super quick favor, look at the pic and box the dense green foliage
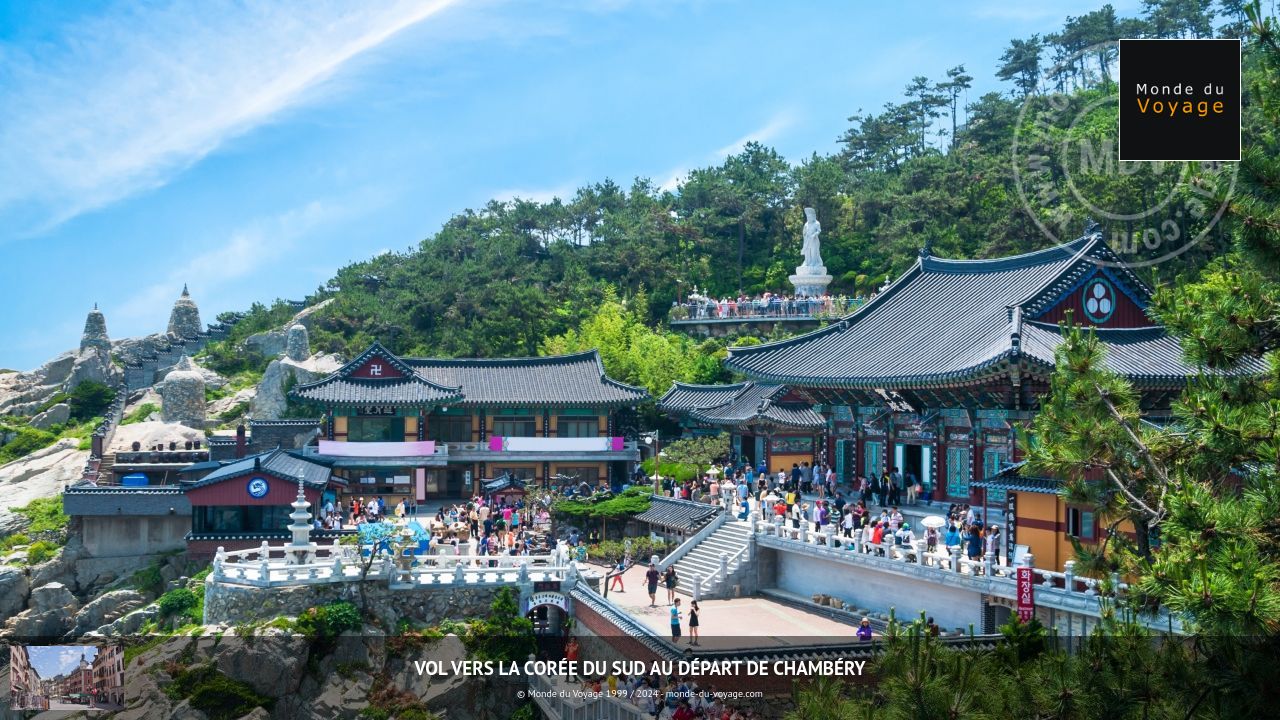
[460,587,536,663]
[658,434,730,478]
[552,486,652,520]
[0,425,57,464]
[121,402,159,425]
[295,601,363,641]
[788,614,1278,719]
[165,664,273,720]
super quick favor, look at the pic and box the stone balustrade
[752,516,1145,617]
[211,539,581,589]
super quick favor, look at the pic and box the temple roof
[660,381,826,431]
[971,460,1061,495]
[658,382,750,413]
[291,342,649,409]
[182,449,336,490]
[725,235,1227,389]
[406,351,649,408]
[634,496,721,530]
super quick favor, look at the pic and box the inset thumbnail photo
[8,644,124,712]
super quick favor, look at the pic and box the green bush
[295,601,362,640]
[121,402,159,425]
[9,497,67,533]
[129,563,166,596]
[166,665,272,720]
[589,536,669,563]
[0,426,58,464]
[66,380,116,421]
[24,540,58,565]
[157,588,198,616]
[0,533,31,551]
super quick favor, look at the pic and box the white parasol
[921,515,947,529]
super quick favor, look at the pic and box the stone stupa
[167,284,202,339]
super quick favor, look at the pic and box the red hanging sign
[1016,566,1035,622]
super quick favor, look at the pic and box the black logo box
[1119,38,1240,162]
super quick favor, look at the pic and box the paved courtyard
[601,565,870,651]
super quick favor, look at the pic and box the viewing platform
[667,296,865,337]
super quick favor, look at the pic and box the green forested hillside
[204,1,1267,396]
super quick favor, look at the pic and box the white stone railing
[756,516,1127,601]
[211,539,580,589]
[658,511,725,570]
[688,540,751,601]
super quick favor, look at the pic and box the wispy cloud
[491,182,582,205]
[658,108,796,191]
[114,198,363,329]
[0,0,460,234]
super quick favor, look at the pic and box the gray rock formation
[0,438,86,536]
[0,345,121,416]
[167,284,203,338]
[160,356,206,429]
[250,353,342,420]
[284,324,310,362]
[80,304,112,354]
[72,589,147,636]
[30,581,77,614]
[28,402,70,429]
[0,566,30,624]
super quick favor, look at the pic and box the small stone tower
[284,323,310,362]
[160,355,206,429]
[167,284,203,338]
[80,303,111,354]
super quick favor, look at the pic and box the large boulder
[0,566,30,623]
[0,438,86,535]
[207,387,256,419]
[73,589,148,635]
[29,402,71,429]
[250,353,342,420]
[29,581,77,613]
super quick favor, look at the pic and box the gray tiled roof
[1020,322,1267,380]
[971,461,1061,495]
[63,486,191,516]
[658,382,748,412]
[661,381,825,430]
[634,496,721,529]
[183,449,335,490]
[291,342,463,406]
[687,383,826,430]
[406,350,649,408]
[726,235,1226,388]
[292,342,649,408]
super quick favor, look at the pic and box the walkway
[602,565,870,651]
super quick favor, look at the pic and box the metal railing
[669,296,866,322]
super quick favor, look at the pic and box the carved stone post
[950,546,963,574]
[1063,560,1076,593]
[982,551,994,577]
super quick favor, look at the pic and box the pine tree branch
[1105,467,1164,525]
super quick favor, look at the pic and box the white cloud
[0,0,461,234]
[658,109,796,192]
[490,183,581,205]
[114,198,358,328]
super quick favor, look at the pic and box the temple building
[181,449,344,556]
[658,381,826,472]
[724,232,1250,569]
[288,342,649,502]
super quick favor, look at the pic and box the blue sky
[26,645,97,680]
[0,0,1137,371]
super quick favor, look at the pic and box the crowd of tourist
[657,460,1006,572]
[671,292,866,320]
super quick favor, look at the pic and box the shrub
[121,402,159,425]
[295,601,361,640]
[167,665,272,720]
[66,380,116,421]
[0,533,31,551]
[0,427,58,464]
[10,497,66,533]
[157,588,198,617]
[24,540,58,565]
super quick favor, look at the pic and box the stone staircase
[671,521,753,598]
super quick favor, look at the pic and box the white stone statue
[801,207,823,268]
[790,207,832,298]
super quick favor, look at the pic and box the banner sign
[1016,567,1035,622]
[487,437,623,452]
[319,439,436,457]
